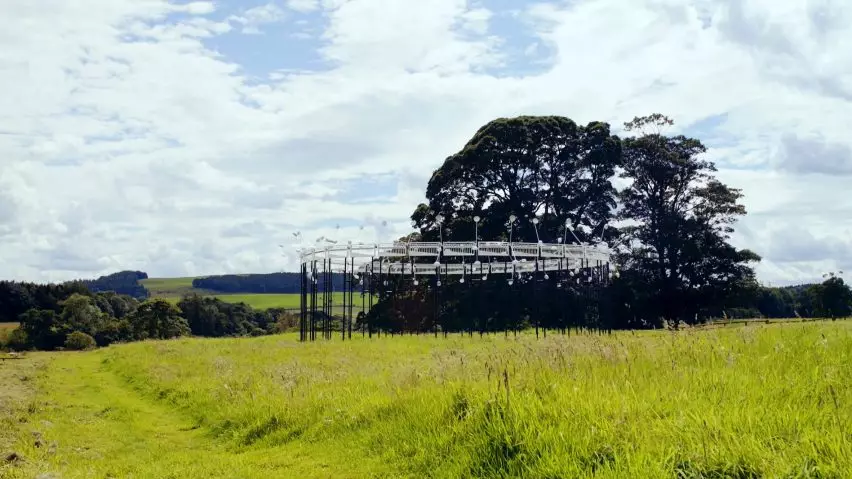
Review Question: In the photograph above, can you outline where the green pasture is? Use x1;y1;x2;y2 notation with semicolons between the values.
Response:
140;277;211;297
141;277;373;311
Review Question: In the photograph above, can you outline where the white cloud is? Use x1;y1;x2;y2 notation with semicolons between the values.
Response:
229;3;288;34
178;1;217;15
286;0;320;13
0;0;850;285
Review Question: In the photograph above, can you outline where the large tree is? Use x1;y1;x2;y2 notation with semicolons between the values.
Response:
413;116;622;243
129;299;190;340
368;116;625;334
617;114;760;325
58;293;108;337
807;274;852;319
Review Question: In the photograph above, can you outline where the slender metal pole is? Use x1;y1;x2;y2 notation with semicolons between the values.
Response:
535;259;539;339
342;257;347;341
368;258;374;339
349;258;355;339
300;262;306;342
311;260;317;341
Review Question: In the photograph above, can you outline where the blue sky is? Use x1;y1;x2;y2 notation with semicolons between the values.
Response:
1;0;851;285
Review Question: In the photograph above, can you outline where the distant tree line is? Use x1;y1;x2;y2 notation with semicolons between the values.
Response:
728;280;852;320
1;280;297;351
4;274;848;351
81;270;150;299
191;272;344;294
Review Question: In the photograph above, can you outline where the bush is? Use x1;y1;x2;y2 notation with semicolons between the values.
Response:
94;319;135;346
4;328;29;351
65;331;97;351
270;313;299;333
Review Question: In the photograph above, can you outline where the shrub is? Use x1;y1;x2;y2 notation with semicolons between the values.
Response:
65;331;97;351
4;328;29;351
270;313;299;333
94;319;135;346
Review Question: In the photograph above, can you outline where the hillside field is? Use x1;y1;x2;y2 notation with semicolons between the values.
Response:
2;321;851;478
141;277;299;310
141;277;372;312
140;277;211;297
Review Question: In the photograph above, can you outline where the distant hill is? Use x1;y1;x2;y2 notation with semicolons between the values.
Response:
81;271;149;299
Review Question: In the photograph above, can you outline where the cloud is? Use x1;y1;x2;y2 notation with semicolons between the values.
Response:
757;225;852;285
317;0;500;73
179;2;217;15
0;0;850;285
775;134;852;175
229;3;288;34
221;220;277;238
286;0;320;13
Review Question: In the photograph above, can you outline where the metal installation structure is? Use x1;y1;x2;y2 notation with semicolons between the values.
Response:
298;215;615;341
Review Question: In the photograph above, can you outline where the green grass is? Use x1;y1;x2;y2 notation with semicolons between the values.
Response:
3;322;851;478
157;291;365;312
141;277;211;297
142;277;344;311
141;276;373;311
190;292;370;311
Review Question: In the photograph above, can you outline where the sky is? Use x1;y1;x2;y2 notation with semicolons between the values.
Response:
1;0;850;286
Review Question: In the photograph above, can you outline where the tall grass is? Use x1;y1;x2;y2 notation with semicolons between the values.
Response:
5;322;852;478
106;323;852;476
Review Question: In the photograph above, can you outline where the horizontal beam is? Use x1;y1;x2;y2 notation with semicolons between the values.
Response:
299;241;610;264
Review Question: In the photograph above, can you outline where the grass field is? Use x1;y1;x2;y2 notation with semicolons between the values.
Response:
141;276;372;311
2;321;850;478
156;291;363;312
141;277;300;310
140;277;206;297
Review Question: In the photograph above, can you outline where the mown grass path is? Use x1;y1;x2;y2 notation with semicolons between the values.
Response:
1;353;380;478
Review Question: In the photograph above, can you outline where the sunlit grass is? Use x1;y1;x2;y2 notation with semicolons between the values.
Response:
3;321;851;478
141;277;209;297
141;277;369;311
154;292;364;312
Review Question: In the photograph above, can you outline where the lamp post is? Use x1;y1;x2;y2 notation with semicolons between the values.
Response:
532;217;541;244
473;215;481;268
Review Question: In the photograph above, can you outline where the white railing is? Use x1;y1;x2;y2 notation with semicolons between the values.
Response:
299;241;611;273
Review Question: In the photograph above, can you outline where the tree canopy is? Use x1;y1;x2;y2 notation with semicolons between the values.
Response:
365;113;791;331
616;114;761;326
414;116;622;243
2;284;294;351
